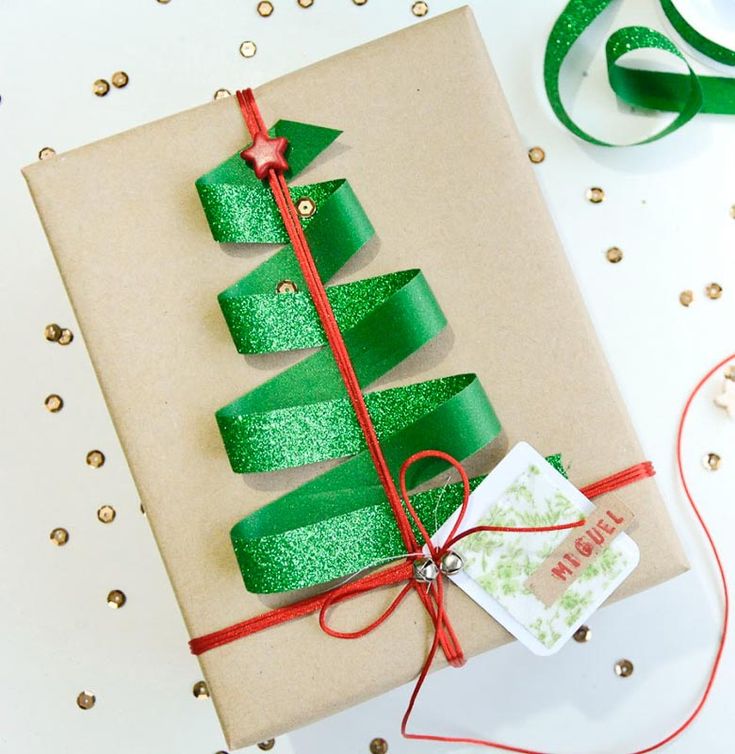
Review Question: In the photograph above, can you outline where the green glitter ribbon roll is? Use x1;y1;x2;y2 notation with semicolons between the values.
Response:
545;0;735;146
197;120;502;593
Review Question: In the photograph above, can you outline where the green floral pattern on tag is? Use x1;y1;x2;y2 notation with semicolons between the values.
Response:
454;464;631;649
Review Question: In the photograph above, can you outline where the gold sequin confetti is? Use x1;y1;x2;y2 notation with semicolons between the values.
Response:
192;680;210;699
705;282;723;300
58;328;74;346
93;79;110;97
573;625;591;643
586;187;605;204
86;450;106;468
614;659;634;678
352;0;367;5
38;146;56;160
44;323;62;342
298;0;314;6
97;505;116;524
702;452;721;471
44;394;64;412
257;0;274;15
107;589;127;609
528;146;545;164
156;0;171;3
240;41;257;58
76;691;96;710
214;88;232;100
369;738;389;754
50;527;69;546
296;197;316;218
412;1;429;16
679;290;694;307
111;71;129;89
730;205;735;219
257;741;276;752
606;246;623;264
276;280;298;294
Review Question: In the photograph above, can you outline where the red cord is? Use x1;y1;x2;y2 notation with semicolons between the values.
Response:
395;362;732;752
235;88;465;664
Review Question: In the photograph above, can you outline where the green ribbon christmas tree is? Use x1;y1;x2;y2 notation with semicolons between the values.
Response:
196;120;501;594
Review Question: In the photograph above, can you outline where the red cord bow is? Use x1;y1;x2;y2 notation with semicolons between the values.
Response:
318;449;592;739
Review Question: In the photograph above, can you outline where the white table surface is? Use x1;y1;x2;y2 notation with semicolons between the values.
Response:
1;1;733;753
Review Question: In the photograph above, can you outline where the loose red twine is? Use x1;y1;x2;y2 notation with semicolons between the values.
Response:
194;88;729;753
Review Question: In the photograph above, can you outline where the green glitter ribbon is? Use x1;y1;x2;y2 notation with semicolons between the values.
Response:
545;0;735;145
197;120;502;593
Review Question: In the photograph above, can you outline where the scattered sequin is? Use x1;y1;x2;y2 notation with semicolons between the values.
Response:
58;328;74;346
111;71;129;89
296;197;316;218
412;1;429;16
93;79;110;97
586;187;605;204
76;691;96;710
702;452;721;471
97;505;116;524
214;88;232;100
352;0;367;4
107;589;127;609
44;323;62;342
44;394;63;412
528;146;545;164
257;1;274;15
614;659;634;677
257;741;275;752
193;680;209;699
606;246;623;264
679;290;693;307
705;282;723;300
50;527;69;546
38;147;56;160
276;280;298;294
298;0;314;6
240;41;257;58
86;450;105;468
573;625;591;643
369;738;389;754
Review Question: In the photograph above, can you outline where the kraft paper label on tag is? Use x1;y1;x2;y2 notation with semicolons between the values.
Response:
525;498;636;608
429;442;640;655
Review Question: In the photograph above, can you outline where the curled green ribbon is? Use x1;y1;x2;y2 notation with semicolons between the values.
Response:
545;0;735;145
197;120;502;593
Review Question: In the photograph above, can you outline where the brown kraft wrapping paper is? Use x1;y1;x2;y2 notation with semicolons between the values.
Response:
22;7;688;749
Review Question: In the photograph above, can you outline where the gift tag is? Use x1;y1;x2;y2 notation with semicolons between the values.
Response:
429;442;639;655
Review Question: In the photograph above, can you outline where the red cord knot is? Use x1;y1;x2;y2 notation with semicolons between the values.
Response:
240;131;289;179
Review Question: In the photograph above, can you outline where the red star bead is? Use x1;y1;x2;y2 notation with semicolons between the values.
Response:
240;132;289;179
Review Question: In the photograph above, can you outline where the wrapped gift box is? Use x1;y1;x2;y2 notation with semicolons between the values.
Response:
23;7;687;749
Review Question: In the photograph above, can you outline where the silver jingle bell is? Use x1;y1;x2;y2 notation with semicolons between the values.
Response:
440;550;464;577
412;557;439;583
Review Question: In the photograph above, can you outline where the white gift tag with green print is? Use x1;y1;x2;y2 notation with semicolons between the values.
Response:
429;442;639;655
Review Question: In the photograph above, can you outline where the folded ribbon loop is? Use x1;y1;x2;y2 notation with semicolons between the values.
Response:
545;0;735;145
